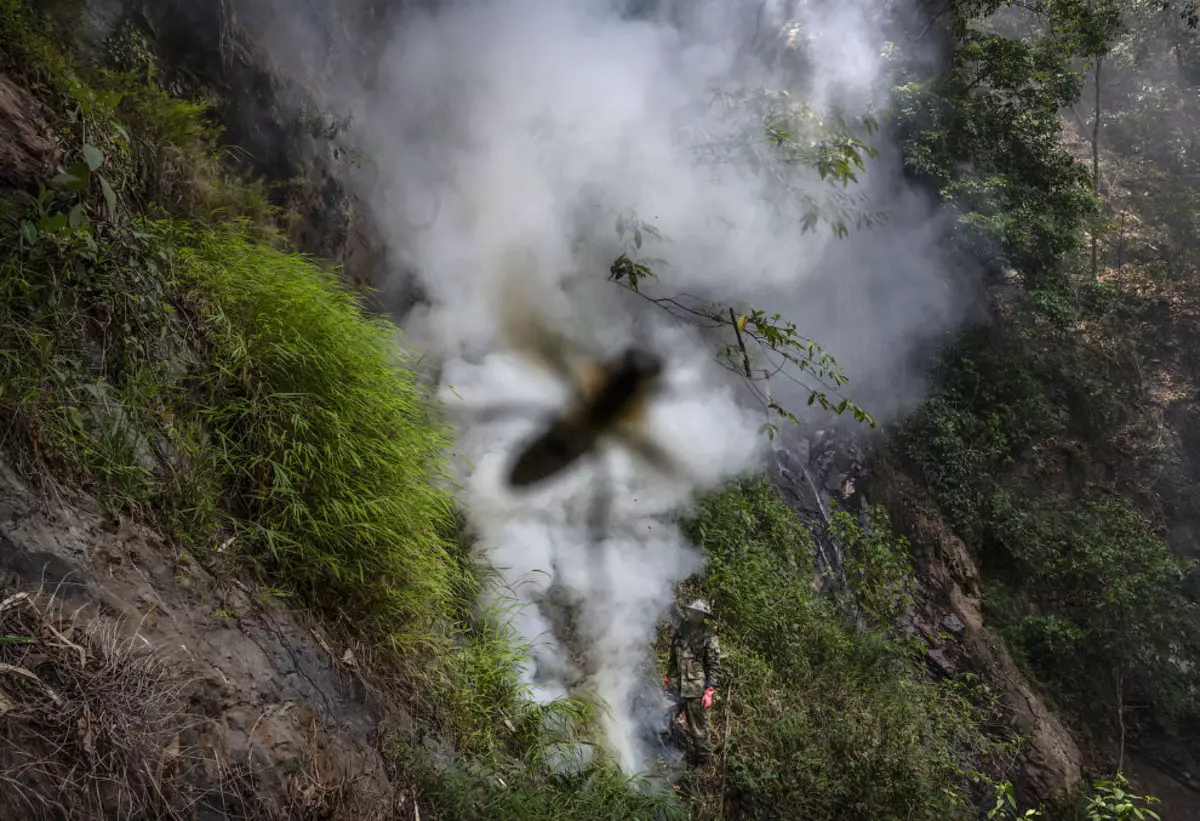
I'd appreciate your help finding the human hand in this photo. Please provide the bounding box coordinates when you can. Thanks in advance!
[702,686,715,710]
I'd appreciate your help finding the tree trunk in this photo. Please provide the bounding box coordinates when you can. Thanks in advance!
[1091,55,1102,280]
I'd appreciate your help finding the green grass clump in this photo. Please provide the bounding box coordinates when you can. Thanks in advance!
[674,478,1006,821]
[389,701,685,821]
[0,207,466,648]
[413,762,685,821]
[180,227,460,638]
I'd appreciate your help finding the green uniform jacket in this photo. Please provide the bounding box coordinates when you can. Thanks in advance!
[667,622,721,700]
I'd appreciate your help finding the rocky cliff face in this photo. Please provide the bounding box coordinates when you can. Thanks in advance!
[870,448,1084,801]
[76,0,415,312]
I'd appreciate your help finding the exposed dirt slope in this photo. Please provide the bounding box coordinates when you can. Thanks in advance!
[0,460,420,820]
[0,72,57,190]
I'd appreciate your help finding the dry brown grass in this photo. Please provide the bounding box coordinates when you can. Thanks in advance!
[0,584,402,821]
[0,584,193,820]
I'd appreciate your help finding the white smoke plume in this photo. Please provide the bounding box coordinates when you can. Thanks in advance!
[253,0,974,772]
[440,260,763,771]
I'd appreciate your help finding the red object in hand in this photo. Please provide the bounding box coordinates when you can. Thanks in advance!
[663,677,670,692]
[702,686,715,710]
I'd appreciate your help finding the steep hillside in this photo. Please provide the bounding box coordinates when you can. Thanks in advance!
[2,1,1197,820]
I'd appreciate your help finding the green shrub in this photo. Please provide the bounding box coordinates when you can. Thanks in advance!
[830,502,917,629]
[986,489,1200,725]
[905,330,1066,541]
[404,752,685,821]
[906,332,1200,731]
[675,478,1007,821]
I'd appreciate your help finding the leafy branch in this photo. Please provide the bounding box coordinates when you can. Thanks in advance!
[598,89,889,433]
[605,229,874,432]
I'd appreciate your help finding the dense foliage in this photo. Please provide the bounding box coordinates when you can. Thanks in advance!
[898,0,1200,803]
[894,0,1118,301]
[672,479,1007,821]
[905,337,1200,726]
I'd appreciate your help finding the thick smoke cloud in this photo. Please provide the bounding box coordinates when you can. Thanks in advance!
[260,0,973,771]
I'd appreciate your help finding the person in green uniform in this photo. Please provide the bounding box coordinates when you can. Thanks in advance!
[663,598,721,765]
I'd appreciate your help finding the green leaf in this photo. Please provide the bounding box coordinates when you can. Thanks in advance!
[94,90,123,113]
[65,405,86,432]
[68,203,84,228]
[20,220,37,246]
[82,142,104,171]
[52,161,92,192]
[99,174,117,214]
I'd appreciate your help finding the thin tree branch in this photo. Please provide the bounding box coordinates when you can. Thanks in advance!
[729,308,752,378]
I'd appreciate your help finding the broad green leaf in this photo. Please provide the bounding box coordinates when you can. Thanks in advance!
[65,405,86,432]
[99,174,117,214]
[82,142,104,171]
[52,161,92,192]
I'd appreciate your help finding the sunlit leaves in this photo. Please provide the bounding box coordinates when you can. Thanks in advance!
[600,86,885,433]
[1083,774,1162,821]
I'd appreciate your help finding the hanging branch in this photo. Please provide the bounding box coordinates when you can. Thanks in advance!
[730,307,752,378]
[600,87,883,433]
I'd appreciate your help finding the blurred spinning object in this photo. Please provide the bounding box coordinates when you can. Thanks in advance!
[458,246,689,493]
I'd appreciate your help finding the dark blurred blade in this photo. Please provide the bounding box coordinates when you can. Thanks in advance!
[507,420,594,488]
[615,421,689,483]
[492,245,599,391]
[443,400,556,426]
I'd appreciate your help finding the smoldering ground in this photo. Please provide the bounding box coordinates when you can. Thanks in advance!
[250,0,977,772]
